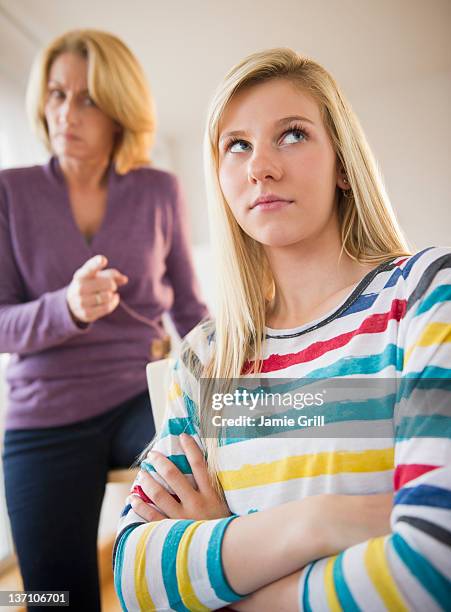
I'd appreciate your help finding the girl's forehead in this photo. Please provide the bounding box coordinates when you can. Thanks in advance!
[219,79,322,133]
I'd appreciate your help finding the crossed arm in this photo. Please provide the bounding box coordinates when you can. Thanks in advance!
[128,433,392,609]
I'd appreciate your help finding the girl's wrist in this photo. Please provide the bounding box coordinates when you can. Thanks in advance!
[287,495,333,560]
[319,493,392,553]
[287,494,365,560]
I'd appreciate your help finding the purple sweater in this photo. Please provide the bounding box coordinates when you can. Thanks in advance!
[0,158,208,429]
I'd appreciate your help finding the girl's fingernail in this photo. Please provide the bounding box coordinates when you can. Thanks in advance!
[131,484,151,503]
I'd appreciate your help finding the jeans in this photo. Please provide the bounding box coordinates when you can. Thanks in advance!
[2,391,155,611]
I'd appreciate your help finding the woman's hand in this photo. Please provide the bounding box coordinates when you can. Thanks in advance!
[130,433,231,521]
[66,254,128,324]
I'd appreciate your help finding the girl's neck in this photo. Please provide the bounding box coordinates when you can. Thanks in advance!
[265,233,374,330]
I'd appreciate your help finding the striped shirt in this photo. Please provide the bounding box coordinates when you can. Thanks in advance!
[114,246,451,611]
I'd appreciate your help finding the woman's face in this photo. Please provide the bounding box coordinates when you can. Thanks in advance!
[44,52,119,163]
[218,78,347,249]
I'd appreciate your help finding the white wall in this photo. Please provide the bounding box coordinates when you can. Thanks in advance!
[0,0,450,566]
[0,0,449,250]
[0,68,38,564]
[0,71,47,168]
[351,70,451,251]
[0,355,13,564]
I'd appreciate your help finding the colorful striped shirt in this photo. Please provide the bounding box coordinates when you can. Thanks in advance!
[114,246,451,611]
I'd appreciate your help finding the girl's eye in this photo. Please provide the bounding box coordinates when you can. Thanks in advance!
[228,139,251,154]
[280,128,307,145]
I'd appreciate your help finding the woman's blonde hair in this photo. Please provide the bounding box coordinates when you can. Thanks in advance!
[199,48,410,484]
[26,29,155,174]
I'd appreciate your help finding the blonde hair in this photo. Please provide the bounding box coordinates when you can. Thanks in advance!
[26,29,155,174]
[199,48,410,484]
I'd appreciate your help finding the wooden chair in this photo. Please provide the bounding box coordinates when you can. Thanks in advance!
[107,468,138,484]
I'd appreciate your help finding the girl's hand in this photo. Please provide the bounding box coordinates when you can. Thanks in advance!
[130,433,231,521]
[128,499,166,523]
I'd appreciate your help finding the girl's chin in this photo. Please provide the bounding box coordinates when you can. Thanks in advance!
[262,241,304,249]
[247,230,307,249]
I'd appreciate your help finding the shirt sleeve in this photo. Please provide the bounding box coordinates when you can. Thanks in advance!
[299,250,451,611]
[113,351,243,611]
[0,181,90,355]
[164,175,209,338]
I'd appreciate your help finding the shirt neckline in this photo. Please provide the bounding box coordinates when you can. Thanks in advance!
[265,258,397,339]
[46,156,118,253]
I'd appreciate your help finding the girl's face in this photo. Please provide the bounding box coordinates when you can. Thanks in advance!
[45,52,119,163]
[218,78,348,249]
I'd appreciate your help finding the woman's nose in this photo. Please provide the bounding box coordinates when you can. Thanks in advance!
[58,96,77,125]
[247,148,283,183]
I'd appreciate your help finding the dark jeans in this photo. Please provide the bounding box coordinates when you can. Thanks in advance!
[2,391,155,612]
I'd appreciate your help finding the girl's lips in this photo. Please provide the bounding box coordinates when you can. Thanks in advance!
[253,199,293,211]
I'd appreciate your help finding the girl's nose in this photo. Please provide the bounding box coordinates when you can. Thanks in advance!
[247,149,283,183]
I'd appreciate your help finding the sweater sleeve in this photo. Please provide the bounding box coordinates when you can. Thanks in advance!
[0,181,90,355]
[113,350,243,611]
[299,250,451,611]
[164,175,209,338]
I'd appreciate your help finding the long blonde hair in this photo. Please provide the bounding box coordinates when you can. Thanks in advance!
[199,48,410,483]
[26,29,155,174]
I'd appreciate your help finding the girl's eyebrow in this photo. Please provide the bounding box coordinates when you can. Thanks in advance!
[276,115,315,126]
[219,114,315,145]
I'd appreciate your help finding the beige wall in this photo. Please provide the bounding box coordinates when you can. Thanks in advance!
[0,0,450,250]
[351,69,451,251]
[0,0,449,567]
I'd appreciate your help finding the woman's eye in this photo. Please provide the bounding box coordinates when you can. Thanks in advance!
[228,140,250,153]
[281,128,306,145]
[82,95,96,107]
[49,89,64,100]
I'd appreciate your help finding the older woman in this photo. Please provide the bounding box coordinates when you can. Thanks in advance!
[0,29,207,610]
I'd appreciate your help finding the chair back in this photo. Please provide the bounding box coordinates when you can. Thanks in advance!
[146,358,173,433]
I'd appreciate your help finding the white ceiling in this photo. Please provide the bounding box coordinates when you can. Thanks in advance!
[1,0,450,132]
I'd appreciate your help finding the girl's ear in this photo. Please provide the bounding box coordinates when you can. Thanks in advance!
[336,164,351,191]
